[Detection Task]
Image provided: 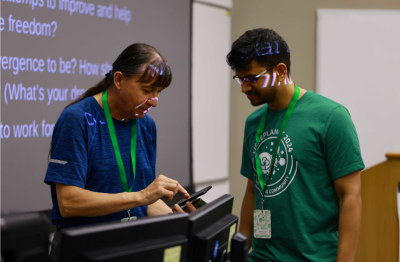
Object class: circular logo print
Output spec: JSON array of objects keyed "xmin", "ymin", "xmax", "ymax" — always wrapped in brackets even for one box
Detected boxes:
[{"xmin": 253, "ymin": 130, "xmax": 298, "ymax": 197}]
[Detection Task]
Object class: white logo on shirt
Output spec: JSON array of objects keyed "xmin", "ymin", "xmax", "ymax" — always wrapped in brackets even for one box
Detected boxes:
[{"xmin": 252, "ymin": 131, "xmax": 298, "ymax": 197}]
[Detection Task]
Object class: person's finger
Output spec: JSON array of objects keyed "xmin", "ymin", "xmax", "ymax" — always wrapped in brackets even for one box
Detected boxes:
[
  {"xmin": 157, "ymin": 176, "xmax": 184, "ymax": 195},
  {"xmin": 186, "ymin": 202, "xmax": 197, "ymax": 213},
  {"xmin": 172, "ymin": 204, "xmax": 185, "ymax": 213},
  {"xmin": 159, "ymin": 187, "xmax": 174, "ymax": 200},
  {"xmin": 173, "ymin": 183, "xmax": 180, "ymax": 196},
  {"xmin": 171, "ymin": 205, "xmax": 179, "ymax": 213},
  {"xmin": 164, "ymin": 192, "xmax": 174, "ymax": 201},
  {"xmin": 177, "ymin": 183, "xmax": 188, "ymax": 195},
  {"xmin": 162, "ymin": 182, "xmax": 180, "ymax": 196},
  {"xmin": 164, "ymin": 182, "xmax": 182, "ymax": 197},
  {"xmin": 184, "ymin": 193, "xmax": 191, "ymax": 199}
]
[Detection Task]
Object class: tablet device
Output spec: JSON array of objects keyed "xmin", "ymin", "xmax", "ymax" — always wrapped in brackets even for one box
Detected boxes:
[{"xmin": 176, "ymin": 185, "xmax": 212, "ymax": 207}]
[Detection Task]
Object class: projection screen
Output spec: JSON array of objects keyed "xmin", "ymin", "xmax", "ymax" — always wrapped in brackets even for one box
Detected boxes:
[{"xmin": 1, "ymin": 0, "xmax": 192, "ymax": 213}]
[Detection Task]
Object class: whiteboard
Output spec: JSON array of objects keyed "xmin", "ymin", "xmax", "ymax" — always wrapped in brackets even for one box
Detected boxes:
[
  {"xmin": 195, "ymin": 0, "xmax": 232, "ymax": 9},
  {"xmin": 192, "ymin": 3, "xmax": 231, "ymax": 184},
  {"xmin": 316, "ymin": 9, "xmax": 400, "ymax": 169}
]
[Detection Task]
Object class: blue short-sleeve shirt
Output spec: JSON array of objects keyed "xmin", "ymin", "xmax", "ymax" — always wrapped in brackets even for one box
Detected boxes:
[{"xmin": 44, "ymin": 96, "xmax": 157, "ymax": 228}]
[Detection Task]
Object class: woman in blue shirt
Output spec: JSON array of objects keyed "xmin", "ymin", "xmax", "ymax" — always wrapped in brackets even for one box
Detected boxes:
[
  {"xmin": 45, "ymin": 44, "xmax": 194, "ymax": 261},
  {"xmin": 45, "ymin": 43, "xmax": 193, "ymax": 226}
]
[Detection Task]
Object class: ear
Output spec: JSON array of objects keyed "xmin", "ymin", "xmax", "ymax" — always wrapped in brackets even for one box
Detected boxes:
[
  {"xmin": 276, "ymin": 63, "xmax": 288, "ymax": 82},
  {"xmin": 113, "ymin": 71, "xmax": 124, "ymax": 90}
]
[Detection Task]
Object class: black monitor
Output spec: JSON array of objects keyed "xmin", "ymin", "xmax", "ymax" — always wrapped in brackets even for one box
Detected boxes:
[
  {"xmin": 1, "ymin": 212, "xmax": 51, "ymax": 262},
  {"xmin": 57, "ymin": 212, "xmax": 189, "ymax": 262},
  {"xmin": 230, "ymin": 232, "xmax": 248, "ymax": 262},
  {"xmin": 187, "ymin": 194, "xmax": 238, "ymax": 262}
]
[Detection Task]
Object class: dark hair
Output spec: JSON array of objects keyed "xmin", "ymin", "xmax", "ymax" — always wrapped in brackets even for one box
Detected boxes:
[
  {"xmin": 68, "ymin": 43, "xmax": 172, "ymax": 107},
  {"xmin": 49, "ymin": 43, "xmax": 171, "ymax": 161},
  {"xmin": 226, "ymin": 28, "xmax": 291, "ymax": 73}
]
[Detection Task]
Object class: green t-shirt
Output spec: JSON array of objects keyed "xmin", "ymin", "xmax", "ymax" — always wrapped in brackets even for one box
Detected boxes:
[{"xmin": 241, "ymin": 90, "xmax": 364, "ymax": 262}]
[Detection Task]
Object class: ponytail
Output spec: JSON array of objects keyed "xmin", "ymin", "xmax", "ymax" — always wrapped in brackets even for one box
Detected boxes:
[{"xmin": 65, "ymin": 77, "xmax": 109, "ymax": 109}]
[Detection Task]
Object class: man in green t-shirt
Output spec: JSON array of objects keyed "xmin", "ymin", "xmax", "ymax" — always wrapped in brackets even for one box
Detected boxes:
[{"xmin": 226, "ymin": 28, "xmax": 364, "ymax": 262}]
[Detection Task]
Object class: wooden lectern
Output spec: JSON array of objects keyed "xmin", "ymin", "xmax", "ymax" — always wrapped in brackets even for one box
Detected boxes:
[{"xmin": 355, "ymin": 153, "xmax": 400, "ymax": 262}]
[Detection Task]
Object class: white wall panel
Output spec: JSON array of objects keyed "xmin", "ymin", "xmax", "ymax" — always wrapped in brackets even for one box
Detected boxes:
[
  {"xmin": 195, "ymin": 0, "xmax": 232, "ymax": 9},
  {"xmin": 316, "ymin": 9, "xmax": 400, "ymax": 169},
  {"xmin": 192, "ymin": 3, "xmax": 231, "ymax": 184},
  {"xmin": 195, "ymin": 180, "xmax": 230, "ymax": 203}
]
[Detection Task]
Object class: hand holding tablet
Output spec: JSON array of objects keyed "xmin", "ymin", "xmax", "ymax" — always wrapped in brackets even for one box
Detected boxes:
[{"xmin": 173, "ymin": 185, "xmax": 212, "ymax": 213}]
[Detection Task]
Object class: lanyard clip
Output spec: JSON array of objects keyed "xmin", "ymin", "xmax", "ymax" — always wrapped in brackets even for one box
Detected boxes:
[
  {"xmin": 261, "ymin": 198, "xmax": 264, "ymax": 211},
  {"xmin": 127, "ymin": 210, "xmax": 131, "ymax": 219}
]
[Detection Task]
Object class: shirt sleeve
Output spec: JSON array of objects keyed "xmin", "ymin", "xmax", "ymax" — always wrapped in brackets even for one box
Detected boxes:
[
  {"xmin": 44, "ymin": 108, "xmax": 89, "ymax": 188},
  {"xmin": 240, "ymin": 124, "xmax": 255, "ymax": 181},
  {"xmin": 323, "ymin": 106, "xmax": 365, "ymax": 180}
]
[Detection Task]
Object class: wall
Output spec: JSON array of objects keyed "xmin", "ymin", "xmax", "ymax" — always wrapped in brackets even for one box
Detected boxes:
[
  {"xmin": 229, "ymin": 0, "xmax": 400, "ymax": 218},
  {"xmin": 192, "ymin": 0, "xmax": 232, "ymax": 203}
]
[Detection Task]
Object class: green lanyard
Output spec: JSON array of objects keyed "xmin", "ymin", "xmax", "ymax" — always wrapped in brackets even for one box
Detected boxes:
[
  {"xmin": 255, "ymin": 84, "xmax": 300, "ymax": 209},
  {"xmin": 102, "ymin": 89, "xmax": 136, "ymax": 192}
]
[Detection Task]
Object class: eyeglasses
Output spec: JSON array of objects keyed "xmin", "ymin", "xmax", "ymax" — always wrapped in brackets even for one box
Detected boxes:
[{"xmin": 233, "ymin": 64, "xmax": 278, "ymax": 86}]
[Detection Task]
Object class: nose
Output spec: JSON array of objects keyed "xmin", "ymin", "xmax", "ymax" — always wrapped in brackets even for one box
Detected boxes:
[
  {"xmin": 241, "ymin": 81, "xmax": 252, "ymax": 94},
  {"xmin": 146, "ymin": 96, "xmax": 159, "ymax": 107}
]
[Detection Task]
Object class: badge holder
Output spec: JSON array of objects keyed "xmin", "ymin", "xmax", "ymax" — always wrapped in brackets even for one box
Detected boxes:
[
  {"xmin": 254, "ymin": 199, "xmax": 271, "ymax": 239},
  {"xmin": 121, "ymin": 210, "xmax": 137, "ymax": 222}
]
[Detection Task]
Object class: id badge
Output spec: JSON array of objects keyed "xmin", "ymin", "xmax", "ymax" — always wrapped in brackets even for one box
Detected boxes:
[
  {"xmin": 254, "ymin": 210, "xmax": 271, "ymax": 239},
  {"xmin": 121, "ymin": 217, "xmax": 137, "ymax": 222},
  {"xmin": 122, "ymin": 210, "xmax": 137, "ymax": 222}
]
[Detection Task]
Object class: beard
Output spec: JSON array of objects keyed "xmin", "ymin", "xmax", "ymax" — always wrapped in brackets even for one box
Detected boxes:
[{"xmin": 249, "ymin": 86, "xmax": 278, "ymax": 106}]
